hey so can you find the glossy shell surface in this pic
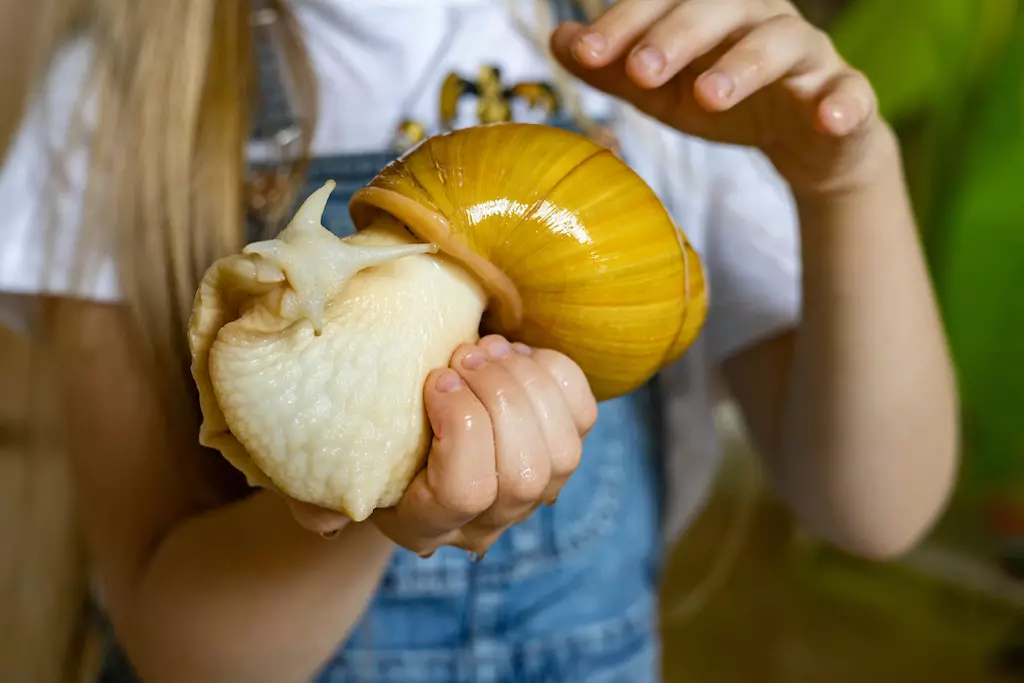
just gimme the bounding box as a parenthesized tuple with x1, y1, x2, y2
(351, 123, 708, 400)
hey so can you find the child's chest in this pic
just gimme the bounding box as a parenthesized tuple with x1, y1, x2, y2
(284, 0, 612, 154)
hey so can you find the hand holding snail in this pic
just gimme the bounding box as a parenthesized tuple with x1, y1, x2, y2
(551, 0, 886, 194)
(370, 335, 596, 558)
(279, 335, 597, 555)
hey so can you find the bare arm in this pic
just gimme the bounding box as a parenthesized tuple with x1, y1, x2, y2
(725, 128, 959, 559)
(49, 299, 394, 683)
(50, 299, 597, 683)
(127, 494, 392, 683)
(547, 1, 958, 560)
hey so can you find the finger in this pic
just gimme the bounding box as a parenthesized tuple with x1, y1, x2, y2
(284, 498, 350, 537)
(450, 511, 537, 559)
(378, 367, 498, 543)
(695, 15, 841, 111)
(815, 70, 878, 138)
(625, 0, 762, 89)
(569, 0, 678, 68)
(530, 348, 599, 438)
(552, 21, 669, 119)
(453, 338, 551, 532)
(482, 338, 581, 505)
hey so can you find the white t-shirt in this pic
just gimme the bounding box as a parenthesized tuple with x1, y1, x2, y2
(0, 0, 801, 541)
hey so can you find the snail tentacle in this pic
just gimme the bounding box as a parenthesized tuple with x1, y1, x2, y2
(244, 181, 437, 333)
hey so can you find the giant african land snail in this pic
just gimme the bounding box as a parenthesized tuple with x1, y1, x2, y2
(188, 123, 708, 522)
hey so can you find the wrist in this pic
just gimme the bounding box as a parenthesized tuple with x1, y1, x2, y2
(793, 122, 919, 261)
(789, 121, 904, 203)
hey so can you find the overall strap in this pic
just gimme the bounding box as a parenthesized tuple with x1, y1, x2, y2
(246, 3, 306, 239)
(550, 0, 594, 25)
(249, 2, 300, 149)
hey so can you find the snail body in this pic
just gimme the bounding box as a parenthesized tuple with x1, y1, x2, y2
(188, 123, 707, 520)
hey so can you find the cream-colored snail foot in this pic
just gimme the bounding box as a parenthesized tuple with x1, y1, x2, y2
(188, 181, 487, 521)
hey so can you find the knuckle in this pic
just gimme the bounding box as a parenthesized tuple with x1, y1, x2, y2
(735, 0, 765, 22)
(644, 14, 692, 48)
(532, 349, 584, 386)
(552, 439, 583, 476)
(503, 468, 548, 504)
(848, 68, 874, 94)
(751, 14, 803, 52)
(768, 12, 804, 32)
(436, 476, 498, 517)
(845, 67, 867, 86)
(848, 72, 880, 115)
(808, 25, 834, 53)
(524, 349, 596, 431)
(579, 397, 599, 434)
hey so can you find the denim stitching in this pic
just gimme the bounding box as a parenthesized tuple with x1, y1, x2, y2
(324, 593, 655, 683)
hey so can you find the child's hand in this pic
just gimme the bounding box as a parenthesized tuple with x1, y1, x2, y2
(550, 0, 886, 194)
(371, 335, 598, 558)
(277, 335, 596, 548)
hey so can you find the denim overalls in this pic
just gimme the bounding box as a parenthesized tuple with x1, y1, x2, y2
(298, 145, 665, 683)
(95, 2, 667, 681)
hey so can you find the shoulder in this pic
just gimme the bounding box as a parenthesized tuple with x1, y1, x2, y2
(0, 38, 118, 303)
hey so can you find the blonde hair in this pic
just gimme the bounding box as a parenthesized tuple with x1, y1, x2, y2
(0, 2, 317, 680)
(0, 3, 622, 681)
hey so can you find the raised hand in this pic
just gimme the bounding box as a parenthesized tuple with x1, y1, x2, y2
(550, 0, 887, 193)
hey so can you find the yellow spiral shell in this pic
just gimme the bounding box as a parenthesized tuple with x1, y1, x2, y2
(350, 123, 707, 401)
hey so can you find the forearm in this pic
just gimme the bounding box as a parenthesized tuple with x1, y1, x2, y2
(121, 491, 394, 683)
(776, 125, 959, 557)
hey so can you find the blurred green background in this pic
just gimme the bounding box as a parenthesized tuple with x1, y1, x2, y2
(659, 2, 1024, 681)
(821, 0, 1024, 555)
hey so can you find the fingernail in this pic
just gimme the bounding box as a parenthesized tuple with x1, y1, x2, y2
(320, 529, 339, 539)
(436, 370, 462, 393)
(469, 550, 487, 563)
(419, 550, 436, 560)
(821, 96, 860, 136)
(575, 32, 606, 60)
(632, 46, 665, 77)
(462, 351, 487, 370)
(487, 340, 511, 360)
(823, 104, 850, 135)
(701, 71, 735, 102)
(512, 342, 533, 356)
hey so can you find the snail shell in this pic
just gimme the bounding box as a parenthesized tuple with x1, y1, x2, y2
(188, 123, 706, 520)
(351, 123, 707, 401)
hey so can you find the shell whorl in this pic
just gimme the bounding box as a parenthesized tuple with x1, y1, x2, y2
(350, 123, 708, 401)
